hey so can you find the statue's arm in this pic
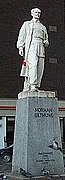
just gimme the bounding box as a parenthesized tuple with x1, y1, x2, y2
(17, 22, 26, 49)
(43, 27, 49, 47)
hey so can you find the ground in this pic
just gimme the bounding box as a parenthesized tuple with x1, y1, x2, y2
(0, 157, 65, 180)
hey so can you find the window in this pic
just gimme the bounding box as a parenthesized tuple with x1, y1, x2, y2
(0, 117, 2, 120)
(49, 25, 57, 32)
(49, 58, 58, 64)
(6, 116, 15, 146)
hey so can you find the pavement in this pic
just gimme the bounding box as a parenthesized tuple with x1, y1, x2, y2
(4, 174, 65, 180)
(0, 157, 65, 179)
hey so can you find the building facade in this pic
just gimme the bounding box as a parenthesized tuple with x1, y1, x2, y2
(0, 99, 65, 148)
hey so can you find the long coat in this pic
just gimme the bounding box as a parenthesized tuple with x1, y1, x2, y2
(17, 19, 49, 76)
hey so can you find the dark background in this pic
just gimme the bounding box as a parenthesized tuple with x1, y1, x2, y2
(0, 0, 65, 99)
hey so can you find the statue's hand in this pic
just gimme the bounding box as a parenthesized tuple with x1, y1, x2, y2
(19, 48, 24, 56)
(43, 40, 49, 47)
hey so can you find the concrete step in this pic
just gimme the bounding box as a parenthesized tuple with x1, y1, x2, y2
(6, 174, 65, 180)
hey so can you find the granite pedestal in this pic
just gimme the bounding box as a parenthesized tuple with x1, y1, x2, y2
(12, 91, 64, 176)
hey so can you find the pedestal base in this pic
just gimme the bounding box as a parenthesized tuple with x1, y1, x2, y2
(12, 91, 64, 176)
(18, 90, 56, 99)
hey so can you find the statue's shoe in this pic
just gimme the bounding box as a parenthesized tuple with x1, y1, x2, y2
(30, 86, 39, 92)
(23, 87, 29, 92)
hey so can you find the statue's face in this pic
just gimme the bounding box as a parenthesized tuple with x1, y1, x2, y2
(32, 10, 41, 19)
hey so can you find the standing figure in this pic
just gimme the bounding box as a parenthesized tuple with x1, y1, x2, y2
(17, 8, 49, 91)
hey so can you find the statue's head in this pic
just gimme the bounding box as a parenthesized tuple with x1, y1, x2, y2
(31, 8, 41, 19)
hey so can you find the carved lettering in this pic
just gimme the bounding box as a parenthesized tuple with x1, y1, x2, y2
(34, 107, 53, 118)
(36, 152, 55, 164)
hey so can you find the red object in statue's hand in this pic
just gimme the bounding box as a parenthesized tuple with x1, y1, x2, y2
(22, 58, 26, 66)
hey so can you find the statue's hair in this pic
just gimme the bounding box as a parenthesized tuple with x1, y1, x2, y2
(31, 8, 41, 16)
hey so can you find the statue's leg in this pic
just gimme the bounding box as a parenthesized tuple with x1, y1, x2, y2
(29, 65, 37, 84)
(23, 76, 30, 91)
(37, 57, 45, 88)
(29, 57, 45, 90)
(29, 58, 38, 91)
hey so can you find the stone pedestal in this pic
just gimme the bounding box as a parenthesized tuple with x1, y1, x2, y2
(12, 91, 64, 176)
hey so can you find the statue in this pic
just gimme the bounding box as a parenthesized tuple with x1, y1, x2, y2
(17, 8, 49, 91)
